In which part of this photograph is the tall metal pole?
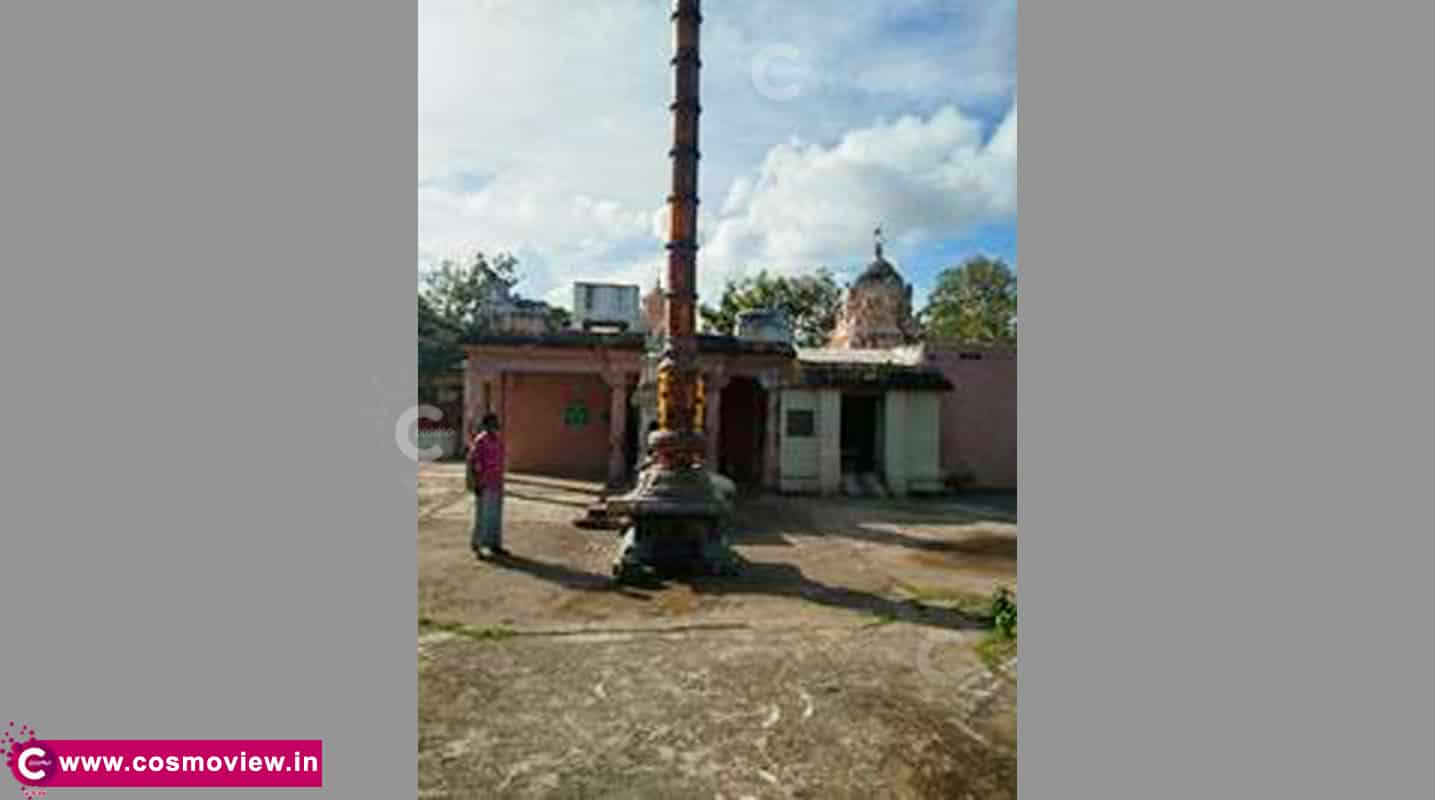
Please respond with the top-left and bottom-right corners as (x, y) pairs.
(651, 0), (704, 471)
(608, 0), (735, 581)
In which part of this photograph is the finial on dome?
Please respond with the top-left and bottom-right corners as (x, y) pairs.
(874, 224), (885, 258)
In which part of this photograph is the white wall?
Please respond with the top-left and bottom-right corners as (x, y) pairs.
(778, 389), (820, 493)
(780, 387), (942, 496)
(903, 392), (944, 493)
(883, 391), (909, 496)
(876, 391), (945, 495)
(416, 430), (459, 460)
(818, 390), (842, 495)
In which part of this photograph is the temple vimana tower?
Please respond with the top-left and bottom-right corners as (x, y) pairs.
(828, 228), (921, 350)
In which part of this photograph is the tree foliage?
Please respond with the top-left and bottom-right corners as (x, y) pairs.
(545, 305), (573, 332)
(421, 251), (520, 336)
(418, 293), (462, 382)
(919, 256), (1017, 345)
(418, 251), (565, 382)
(699, 268), (843, 347)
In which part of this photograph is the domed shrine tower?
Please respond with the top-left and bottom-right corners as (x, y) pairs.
(640, 277), (666, 336)
(828, 227), (920, 349)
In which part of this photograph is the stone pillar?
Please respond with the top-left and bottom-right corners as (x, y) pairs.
(759, 372), (781, 490)
(463, 359), (488, 439)
(818, 389), (842, 495)
(605, 371), (631, 488)
(703, 368), (729, 471)
(485, 372), (507, 449)
(462, 360), (478, 439)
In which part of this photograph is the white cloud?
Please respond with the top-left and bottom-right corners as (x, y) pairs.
(698, 104), (1016, 299)
(418, 0), (1016, 308)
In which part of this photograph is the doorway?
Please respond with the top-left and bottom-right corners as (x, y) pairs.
(625, 384), (641, 476)
(840, 393), (882, 475)
(719, 376), (767, 487)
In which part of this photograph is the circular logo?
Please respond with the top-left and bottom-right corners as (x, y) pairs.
(10, 741), (58, 786)
(750, 44), (812, 102)
(397, 404), (446, 462)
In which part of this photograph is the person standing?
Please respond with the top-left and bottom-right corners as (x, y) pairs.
(466, 412), (508, 559)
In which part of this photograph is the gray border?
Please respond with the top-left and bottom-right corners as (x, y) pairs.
(5, 0), (1431, 797)
(1023, 1), (1432, 796)
(0, 2), (415, 797)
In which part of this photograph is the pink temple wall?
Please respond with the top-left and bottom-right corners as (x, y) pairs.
(926, 346), (1017, 490)
(501, 373), (612, 480)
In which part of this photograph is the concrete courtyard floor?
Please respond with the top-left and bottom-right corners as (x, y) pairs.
(419, 464), (1017, 799)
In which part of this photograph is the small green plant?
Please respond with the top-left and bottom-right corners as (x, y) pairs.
(419, 616), (515, 642)
(990, 586), (1016, 640)
(975, 632), (1017, 670)
(893, 582), (994, 621)
(869, 611), (899, 627)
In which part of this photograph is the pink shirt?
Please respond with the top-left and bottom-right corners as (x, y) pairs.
(467, 431), (505, 489)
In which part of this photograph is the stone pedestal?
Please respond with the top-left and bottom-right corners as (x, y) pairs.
(607, 464), (736, 581)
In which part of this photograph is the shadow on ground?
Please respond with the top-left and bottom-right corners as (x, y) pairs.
(418, 467), (1017, 799)
(485, 549), (990, 632)
(502, 491), (593, 510)
(488, 553), (650, 599)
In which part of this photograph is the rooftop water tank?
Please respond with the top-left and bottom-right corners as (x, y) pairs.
(736, 309), (792, 343)
(572, 282), (643, 332)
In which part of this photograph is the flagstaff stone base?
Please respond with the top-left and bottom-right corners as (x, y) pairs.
(606, 464), (739, 581)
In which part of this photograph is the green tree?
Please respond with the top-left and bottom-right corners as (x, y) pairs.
(545, 305), (573, 332)
(420, 251), (520, 336)
(418, 250), (570, 387)
(920, 256), (1017, 345)
(418, 293), (462, 385)
(699, 268), (843, 347)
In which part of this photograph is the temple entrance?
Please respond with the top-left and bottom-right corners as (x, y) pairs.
(840, 392), (883, 476)
(625, 389), (641, 475)
(719, 376), (767, 487)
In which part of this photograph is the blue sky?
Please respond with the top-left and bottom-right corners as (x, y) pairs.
(419, 0), (1016, 310)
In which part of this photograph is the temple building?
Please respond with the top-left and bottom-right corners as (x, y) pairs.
(777, 232), (953, 496)
(460, 233), (1015, 495)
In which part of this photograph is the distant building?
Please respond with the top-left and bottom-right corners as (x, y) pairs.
(572, 282), (643, 333)
(491, 297), (555, 336)
(461, 231), (1015, 493)
(641, 279), (666, 336)
(775, 231), (950, 495)
(735, 309), (793, 343)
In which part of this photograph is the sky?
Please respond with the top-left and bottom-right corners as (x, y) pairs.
(418, 0), (1016, 312)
